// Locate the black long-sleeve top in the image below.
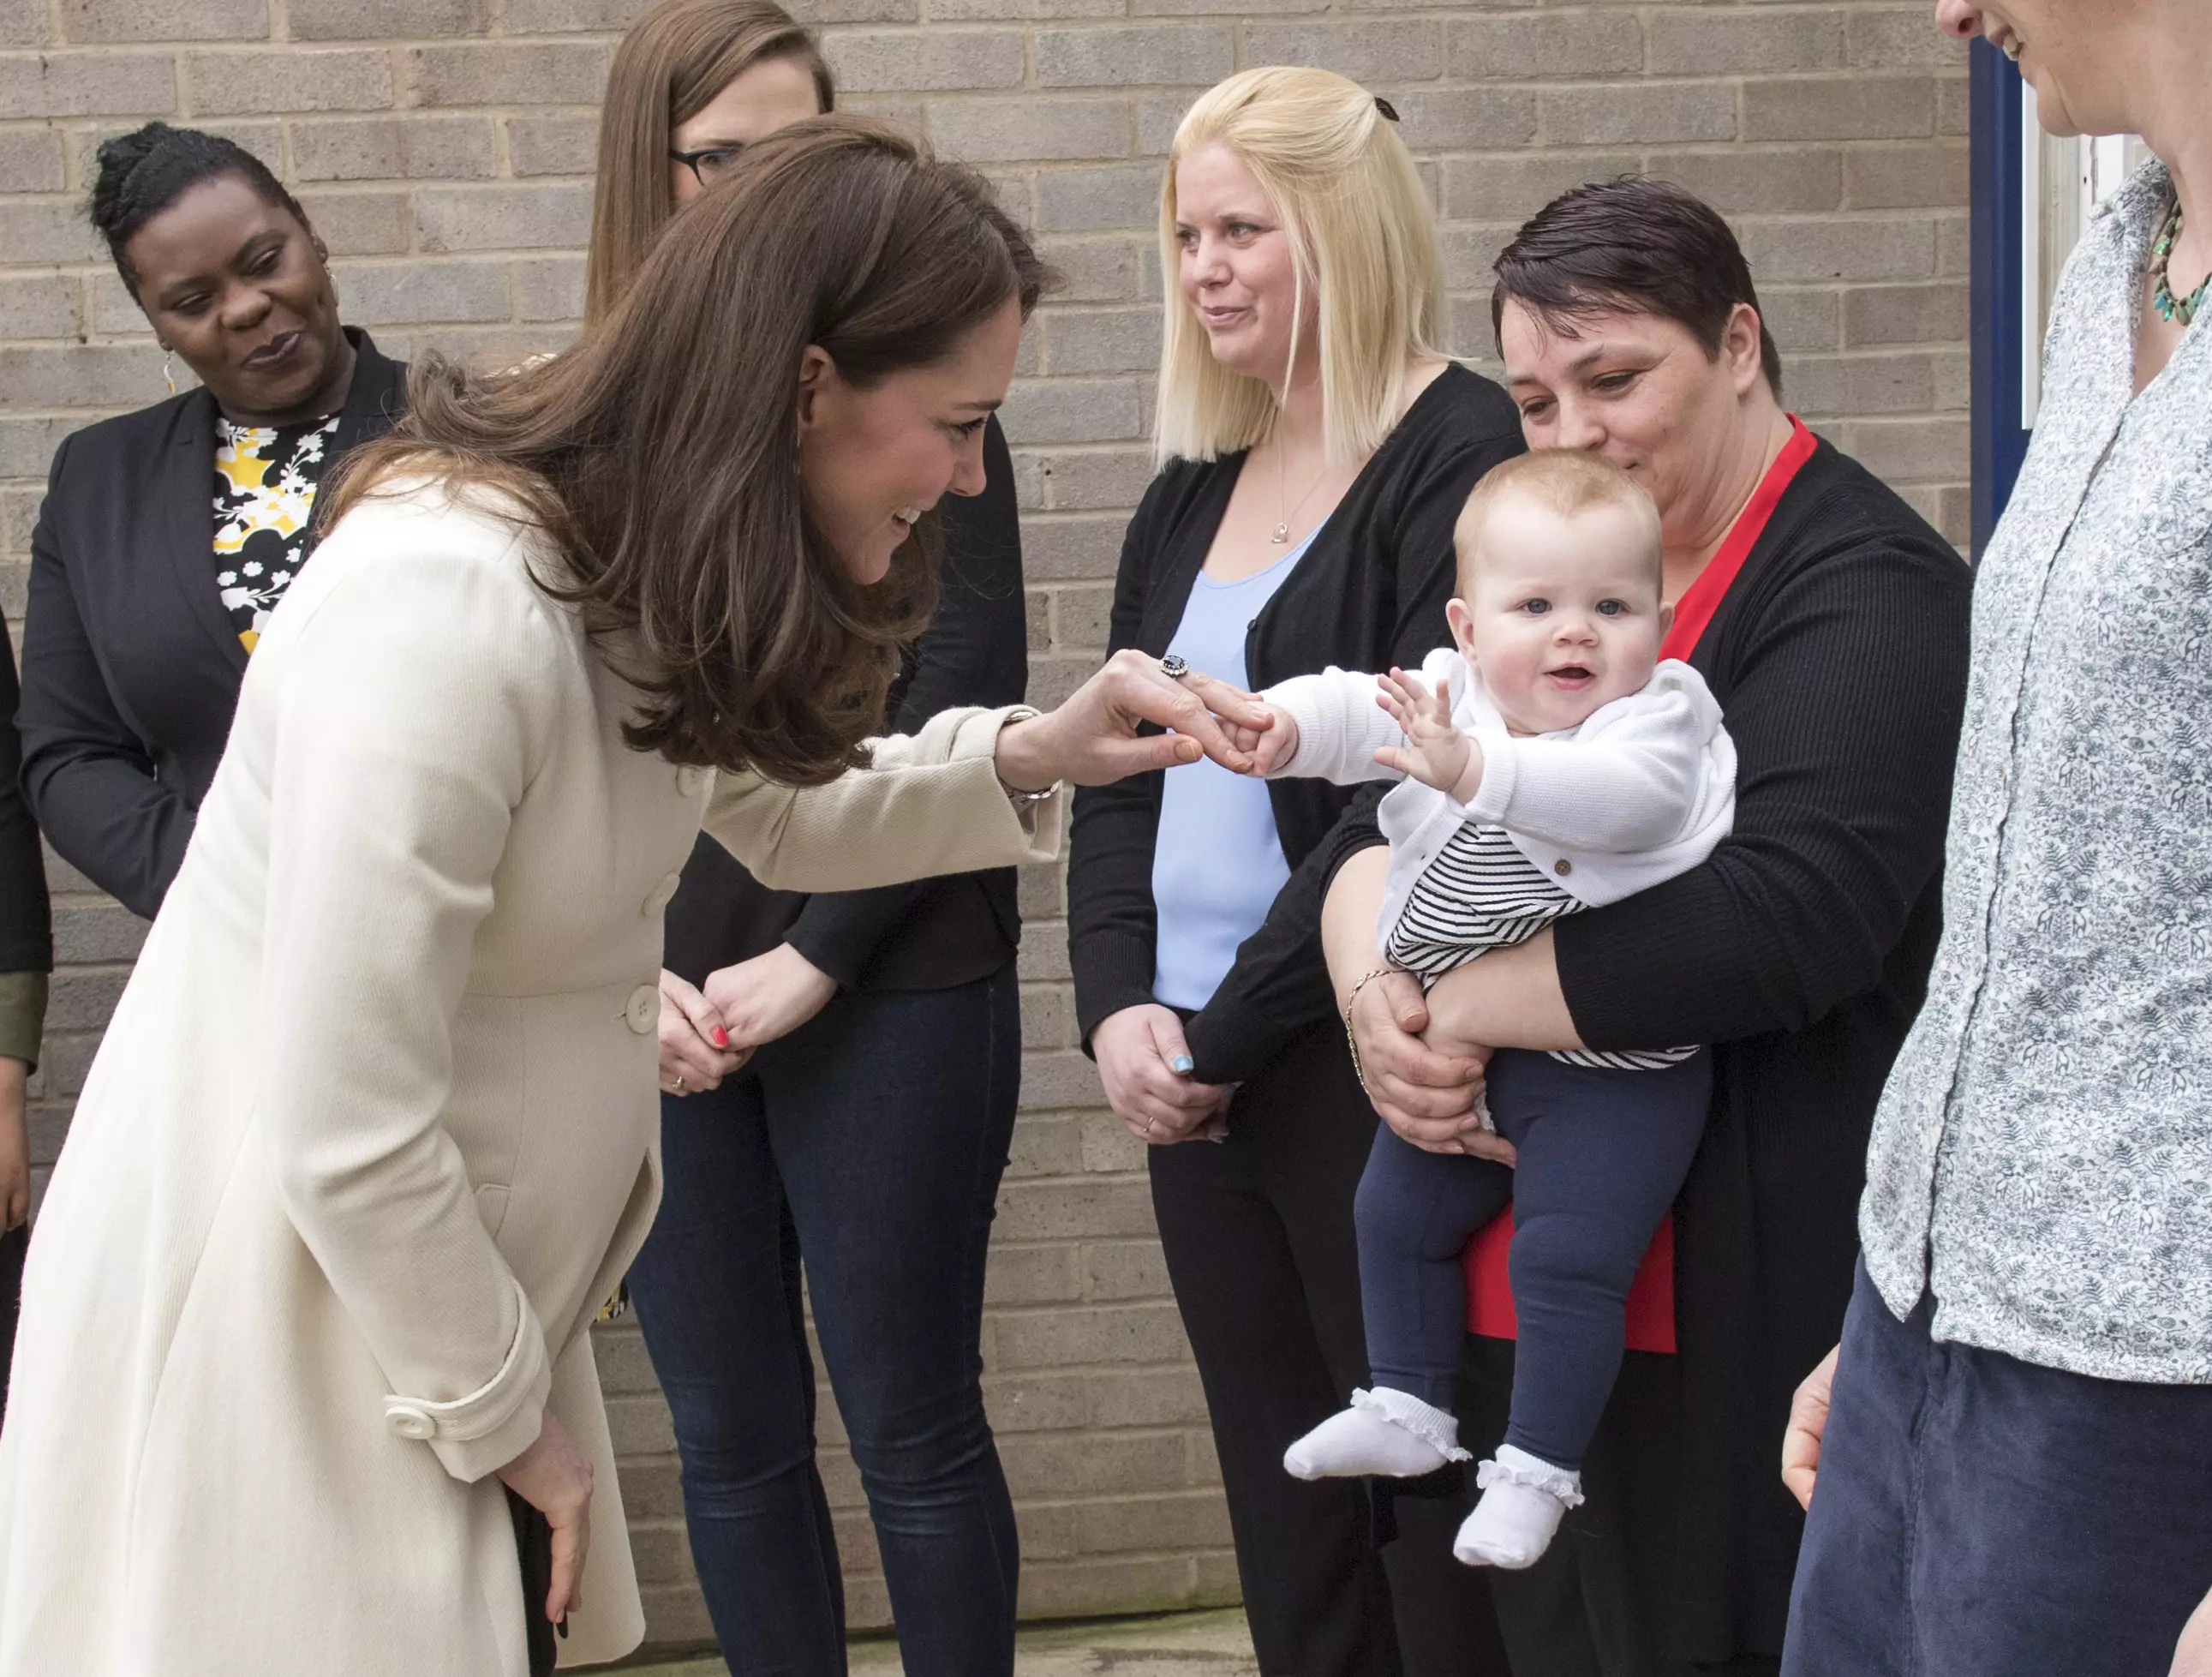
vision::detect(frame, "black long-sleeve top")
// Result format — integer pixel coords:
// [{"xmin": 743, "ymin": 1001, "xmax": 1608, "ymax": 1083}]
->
[
  {"xmin": 0, "ymin": 610, "xmax": 51, "ymax": 1071},
  {"xmin": 661, "ymin": 416, "xmax": 1028, "ymax": 992},
  {"xmin": 1068, "ymin": 366, "xmax": 1525, "ymax": 1079},
  {"xmin": 1330, "ymin": 437, "xmax": 1974, "ymax": 1663},
  {"xmin": 18, "ymin": 328, "xmax": 408, "ymax": 919}
]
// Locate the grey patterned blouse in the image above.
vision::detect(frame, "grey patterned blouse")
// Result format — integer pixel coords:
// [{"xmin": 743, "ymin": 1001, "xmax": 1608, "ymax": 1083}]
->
[{"xmin": 1862, "ymin": 159, "xmax": 2212, "ymax": 1383}]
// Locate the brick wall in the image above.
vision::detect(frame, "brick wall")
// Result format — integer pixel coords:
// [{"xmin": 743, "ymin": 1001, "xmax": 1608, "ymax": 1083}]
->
[{"xmin": 0, "ymin": 0, "xmax": 1969, "ymax": 1650}]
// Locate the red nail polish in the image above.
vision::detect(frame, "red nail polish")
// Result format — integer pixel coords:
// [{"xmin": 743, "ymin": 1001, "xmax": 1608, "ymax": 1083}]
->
[{"xmin": 711, "ymin": 1027, "xmax": 730, "ymax": 1047}]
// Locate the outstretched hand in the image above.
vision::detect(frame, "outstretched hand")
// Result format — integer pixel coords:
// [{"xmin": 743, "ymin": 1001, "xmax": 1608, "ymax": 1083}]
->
[
  {"xmin": 994, "ymin": 650, "xmax": 1273, "ymax": 788},
  {"xmin": 1373, "ymin": 668, "xmax": 1482, "ymax": 802},
  {"xmin": 1217, "ymin": 702, "xmax": 1300, "ymax": 777}
]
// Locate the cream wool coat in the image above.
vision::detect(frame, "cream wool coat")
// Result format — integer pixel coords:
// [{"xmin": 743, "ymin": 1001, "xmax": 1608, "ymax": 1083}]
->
[{"xmin": 0, "ymin": 483, "xmax": 1063, "ymax": 1676}]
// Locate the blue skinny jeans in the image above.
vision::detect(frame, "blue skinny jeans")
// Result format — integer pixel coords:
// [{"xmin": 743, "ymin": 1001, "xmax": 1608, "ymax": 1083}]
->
[{"xmin": 627, "ymin": 970, "xmax": 1021, "ymax": 1676}]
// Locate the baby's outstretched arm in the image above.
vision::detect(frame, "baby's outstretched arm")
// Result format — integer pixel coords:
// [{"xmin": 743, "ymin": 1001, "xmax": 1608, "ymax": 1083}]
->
[
  {"xmin": 1214, "ymin": 701, "xmax": 1300, "ymax": 776},
  {"xmin": 1374, "ymin": 668, "xmax": 1485, "ymax": 804}
]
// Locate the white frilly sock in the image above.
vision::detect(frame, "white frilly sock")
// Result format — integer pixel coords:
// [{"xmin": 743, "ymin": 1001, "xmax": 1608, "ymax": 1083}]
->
[
  {"xmin": 1452, "ymin": 1444, "xmax": 1584, "ymax": 1569},
  {"xmin": 1282, "ymin": 1387, "xmax": 1473, "ymax": 1481}
]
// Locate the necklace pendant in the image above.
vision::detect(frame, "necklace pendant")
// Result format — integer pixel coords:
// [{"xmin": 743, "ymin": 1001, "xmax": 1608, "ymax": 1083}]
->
[{"xmin": 1270, "ymin": 522, "xmax": 1289, "ymax": 544}]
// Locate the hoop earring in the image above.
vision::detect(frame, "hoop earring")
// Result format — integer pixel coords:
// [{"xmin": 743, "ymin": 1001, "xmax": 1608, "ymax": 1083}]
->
[{"xmin": 162, "ymin": 350, "xmax": 176, "ymax": 397}]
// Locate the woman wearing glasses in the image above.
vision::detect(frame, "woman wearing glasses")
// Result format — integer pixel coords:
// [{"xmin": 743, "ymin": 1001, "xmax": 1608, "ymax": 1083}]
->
[{"xmin": 586, "ymin": 6, "xmax": 1033, "ymax": 1674}]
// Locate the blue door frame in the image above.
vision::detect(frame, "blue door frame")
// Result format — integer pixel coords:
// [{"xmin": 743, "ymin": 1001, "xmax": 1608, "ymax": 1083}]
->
[{"xmin": 1969, "ymin": 39, "xmax": 2032, "ymax": 558}]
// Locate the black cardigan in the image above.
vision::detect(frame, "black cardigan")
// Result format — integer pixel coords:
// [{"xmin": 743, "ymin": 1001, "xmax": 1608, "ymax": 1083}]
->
[
  {"xmin": 1331, "ymin": 438, "xmax": 1973, "ymax": 1662},
  {"xmin": 18, "ymin": 328, "xmax": 408, "ymax": 919},
  {"xmin": 1069, "ymin": 366, "xmax": 1525, "ymax": 1077},
  {"xmin": 661, "ymin": 416, "xmax": 1027, "ymax": 993},
  {"xmin": 0, "ymin": 611, "xmax": 51, "ymax": 982}
]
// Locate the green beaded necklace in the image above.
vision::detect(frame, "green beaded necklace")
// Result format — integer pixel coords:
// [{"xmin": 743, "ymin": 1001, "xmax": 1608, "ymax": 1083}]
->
[{"xmin": 2151, "ymin": 195, "xmax": 2209, "ymax": 328}]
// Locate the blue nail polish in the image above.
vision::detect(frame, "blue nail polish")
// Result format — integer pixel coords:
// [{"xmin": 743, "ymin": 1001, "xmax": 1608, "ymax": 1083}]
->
[{"xmin": 1170, "ymin": 1054, "xmax": 1194, "ymax": 1074}]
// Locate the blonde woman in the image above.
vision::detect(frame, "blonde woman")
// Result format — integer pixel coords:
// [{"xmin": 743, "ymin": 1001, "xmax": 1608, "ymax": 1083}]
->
[
  {"xmin": 585, "ymin": 5, "xmax": 1031, "ymax": 1673},
  {"xmin": 1067, "ymin": 68, "xmax": 1522, "ymax": 1674}
]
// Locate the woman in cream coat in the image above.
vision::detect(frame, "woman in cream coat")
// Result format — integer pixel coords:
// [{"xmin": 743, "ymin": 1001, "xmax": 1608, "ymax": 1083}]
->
[{"xmin": 0, "ymin": 120, "xmax": 1255, "ymax": 1675}]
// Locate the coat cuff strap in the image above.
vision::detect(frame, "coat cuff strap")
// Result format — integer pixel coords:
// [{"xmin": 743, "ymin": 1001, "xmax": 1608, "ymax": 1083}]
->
[{"xmin": 381, "ymin": 1276, "xmax": 553, "ymax": 1482}]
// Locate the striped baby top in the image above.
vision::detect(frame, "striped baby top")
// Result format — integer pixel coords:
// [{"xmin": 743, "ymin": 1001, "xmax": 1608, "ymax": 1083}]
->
[{"xmin": 1387, "ymin": 821, "xmax": 1695, "ymax": 1071}]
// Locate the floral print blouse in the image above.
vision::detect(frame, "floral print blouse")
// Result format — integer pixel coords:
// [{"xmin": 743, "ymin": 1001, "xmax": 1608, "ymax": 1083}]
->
[{"xmin": 212, "ymin": 411, "xmax": 341, "ymax": 653}]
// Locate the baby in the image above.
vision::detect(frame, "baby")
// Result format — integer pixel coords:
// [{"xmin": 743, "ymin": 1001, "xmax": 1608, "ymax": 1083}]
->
[{"xmin": 1237, "ymin": 450, "xmax": 1734, "ymax": 1569}]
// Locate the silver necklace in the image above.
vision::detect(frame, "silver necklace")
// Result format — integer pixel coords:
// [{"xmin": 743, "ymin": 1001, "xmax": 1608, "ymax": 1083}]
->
[{"xmin": 1270, "ymin": 428, "xmax": 1327, "ymax": 544}]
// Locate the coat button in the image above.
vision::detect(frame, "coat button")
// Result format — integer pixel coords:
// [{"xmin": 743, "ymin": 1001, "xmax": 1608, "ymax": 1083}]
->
[
  {"xmin": 642, "ymin": 871, "xmax": 683, "ymax": 918},
  {"xmin": 677, "ymin": 764, "xmax": 708, "ymax": 797},
  {"xmin": 1553, "ymin": 859, "xmax": 1573, "ymax": 877},
  {"xmin": 625, "ymin": 984, "xmax": 659, "ymax": 1034},
  {"xmin": 386, "ymin": 1404, "xmax": 438, "ymax": 1441}
]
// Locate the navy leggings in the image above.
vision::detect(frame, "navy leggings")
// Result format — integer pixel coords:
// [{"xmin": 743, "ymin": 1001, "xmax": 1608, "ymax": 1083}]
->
[{"xmin": 1356, "ymin": 1048, "xmax": 1710, "ymax": 1470}]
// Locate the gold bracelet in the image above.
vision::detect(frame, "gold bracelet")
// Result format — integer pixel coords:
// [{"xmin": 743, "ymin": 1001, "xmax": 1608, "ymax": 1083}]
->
[{"xmin": 1342, "ymin": 967, "xmax": 1390, "ymax": 1094}]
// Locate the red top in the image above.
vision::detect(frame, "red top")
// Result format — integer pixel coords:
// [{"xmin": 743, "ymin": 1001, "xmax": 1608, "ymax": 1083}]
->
[{"xmin": 1465, "ymin": 417, "xmax": 1818, "ymax": 1353}]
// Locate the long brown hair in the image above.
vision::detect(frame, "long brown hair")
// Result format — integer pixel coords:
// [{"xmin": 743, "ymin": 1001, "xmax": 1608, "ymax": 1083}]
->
[
  {"xmin": 585, "ymin": 0, "xmax": 833, "ymax": 326},
  {"xmin": 324, "ymin": 118, "xmax": 1050, "ymax": 788}
]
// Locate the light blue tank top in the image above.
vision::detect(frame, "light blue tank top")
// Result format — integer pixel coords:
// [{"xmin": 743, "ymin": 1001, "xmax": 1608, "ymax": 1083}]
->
[{"xmin": 1151, "ymin": 530, "xmax": 1317, "ymax": 1011}]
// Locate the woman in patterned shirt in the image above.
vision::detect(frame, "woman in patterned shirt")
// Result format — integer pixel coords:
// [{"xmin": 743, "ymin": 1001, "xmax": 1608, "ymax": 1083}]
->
[{"xmin": 18, "ymin": 123, "xmax": 409, "ymax": 919}]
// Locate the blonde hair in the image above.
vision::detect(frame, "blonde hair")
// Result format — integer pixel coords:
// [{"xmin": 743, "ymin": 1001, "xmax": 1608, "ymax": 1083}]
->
[
  {"xmin": 1153, "ymin": 67, "xmax": 1444, "ymax": 469},
  {"xmin": 1454, "ymin": 452, "xmax": 1663, "ymax": 593},
  {"xmin": 584, "ymin": 0, "xmax": 832, "ymax": 326}
]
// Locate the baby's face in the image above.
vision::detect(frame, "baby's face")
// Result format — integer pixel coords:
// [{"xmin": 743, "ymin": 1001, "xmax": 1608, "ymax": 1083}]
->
[{"xmin": 1448, "ymin": 497, "xmax": 1669, "ymax": 736}]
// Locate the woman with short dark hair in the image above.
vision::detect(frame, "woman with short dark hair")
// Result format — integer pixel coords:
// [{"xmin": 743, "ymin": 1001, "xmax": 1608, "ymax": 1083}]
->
[
  {"xmin": 17, "ymin": 122, "xmax": 409, "ymax": 920},
  {"xmin": 1326, "ymin": 175, "xmax": 1974, "ymax": 1674},
  {"xmin": 0, "ymin": 118, "xmax": 1257, "ymax": 1677}
]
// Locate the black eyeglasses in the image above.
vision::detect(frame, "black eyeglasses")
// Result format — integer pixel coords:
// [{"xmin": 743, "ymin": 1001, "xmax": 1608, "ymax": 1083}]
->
[{"xmin": 669, "ymin": 145, "xmax": 744, "ymax": 186}]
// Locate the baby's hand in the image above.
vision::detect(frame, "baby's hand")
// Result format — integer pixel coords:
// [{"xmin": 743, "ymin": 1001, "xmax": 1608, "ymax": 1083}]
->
[
  {"xmin": 1374, "ymin": 668, "xmax": 1483, "ymax": 801},
  {"xmin": 1225, "ymin": 704, "xmax": 1298, "ymax": 776}
]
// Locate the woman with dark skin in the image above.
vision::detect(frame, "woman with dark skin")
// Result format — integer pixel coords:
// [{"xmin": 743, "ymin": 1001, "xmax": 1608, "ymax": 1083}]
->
[
  {"xmin": 19, "ymin": 123, "xmax": 408, "ymax": 922},
  {"xmin": 585, "ymin": 5, "xmax": 1033, "ymax": 1672}
]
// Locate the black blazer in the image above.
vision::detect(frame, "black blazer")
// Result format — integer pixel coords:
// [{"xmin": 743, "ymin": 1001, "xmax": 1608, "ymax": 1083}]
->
[
  {"xmin": 1067, "ymin": 365, "xmax": 1526, "ymax": 1083},
  {"xmin": 17, "ymin": 328, "xmax": 407, "ymax": 919},
  {"xmin": 0, "ymin": 611, "xmax": 51, "ymax": 980},
  {"xmin": 661, "ymin": 416, "xmax": 1028, "ymax": 994}
]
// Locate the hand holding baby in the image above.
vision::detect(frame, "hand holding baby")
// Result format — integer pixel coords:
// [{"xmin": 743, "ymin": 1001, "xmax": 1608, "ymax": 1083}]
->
[{"xmin": 1374, "ymin": 668, "xmax": 1485, "ymax": 803}]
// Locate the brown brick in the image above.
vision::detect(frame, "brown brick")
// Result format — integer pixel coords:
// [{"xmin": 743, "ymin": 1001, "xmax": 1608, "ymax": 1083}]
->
[
  {"xmin": 1037, "ymin": 164, "xmax": 1161, "ymax": 233},
  {"xmin": 1005, "ymin": 1111, "xmax": 1086, "ymax": 1177},
  {"xmin": 930, "ymin": 0, "xmax": 1117, "ymax": 20},
  {"xmin": 1937, "ymin": 75, "xmax": 1970, "ymax": 138},
  {"xmin": 1133, "ymin": 0, "xmax": 1321, "ymax": 15},
  {"xmin": 61, "ymin": 0, "xmax": 266, "ymax": 43},
  {"xmin": 828, "ymin": 27, "xmax": 1025, "ymax": 92},
  {"xmin": 289, "ymin": 114, "xmax": 495, "ymax": 182},
  {"xmin": 185, "ymin": 49, "xmax": 392, "ymax": 114},
  {"xmin": 1537, "ymin": 82, "xmax": 1737, "ymax": 148},
  {"xmin": 1441, "ymin": 152, "xmax": 1638, "ymax": 224},
  {"xmin": 7, "ymin": 203, "xmax": 104, "ymax": 267},
  {"xmin": 0, "ymin": 416, "xmax": 80, "ymax": 480},
  {"xmin": 1241, "ymin": 20, "xmax": 1440, "ymax": 84},
  {"xmin": 1020, "ymin": 512, "xmax": 1127, "ymax": 579},
  {"xmin": 1018, "ymin": 983, "xmax": 1075, "ymax": 1048},
  {"xmin": 296, "ymin": 190, "xmax": 412, "ymax": 255},
  {"xmin": 1036, "ymin": 447, "xmax": 1152, "ymax": 512},
  {"xmin": 68, "ymin": 119, "xmax": 281, "ymax": 190},
  {"xmin": 0, "ymin": 51, "xmax": 176, "ymax": 116},
  {"xmin": 1656, "ymin": 147, "xmax": 1844, "ymax": 215},
  {"xmin": 1446, "ymin": 12, "xmax": 1641, "ymax": 81},
  {"xmin": 1000, "ymin": 374, "xmax": 1144, "ymax": 446},
  {"xmin": 1743, "ymin": 75, "xmax": 1933, "ymax": 142},
  {"xmin": 1380, "ymin": 86, "xmax": 1538, "ymax": 151},
  {"xmin": 1076, "ymin": 1490, "xmax": 1232, "ymax": 1554},
  {"xmin": 982, "ymin": 1369, "xmax": 1093, "ymax": 1433},
  {"xmin": 995, "ymin": 1430, "xmax": 1190, "ymax": 1496},
  {"xmin": 1760, "ymin": 286, "xmax": 1843, "ymax": 355},
  {"xmin": 505, "ymin": 114, "xmax": 599, "ymax": 178},
  {"xmin": 332, "ymin": 259, "xmax": 507, "ymax": 324},
  {"xmin": 1017, "ymin": 1555, "xmax": 1201, "ymax": 1617},
  {"xmin": 0, "ymin": 277, "xmax": 78, "ymax": 344},
  {"xmin": 0, "ymin": 0, "xmax": 39, "ymax": 44},
  {"xmin": 1645, "ymin": 8, "xmax": 1844, "ymax": 75},
  {"xmin": 995, "ymin": 1177, "xmax": 1157, "ymax": 1241},
  {"xmin": 512, "ymin": 255, "xmax": 583, "ymax": 320},
  {"xmin": 43, "ymin": 965, "xmax": 129, "ymax": 1033},
  {"xmin": 1035, "ymin": 26, "xmax": 1234, "ymax": 88},
  {"xmin": 1736, "ymin": 216, "xmax": 1935, "ymax": 283},
  {"xmin": 415, "ymin": 183, "xmax": 590, "ymax": 252},
  {"xmin": 1837, "ymin": 415, "xmax": 1970, "ymax": 482},
  {"xmin": 0, "ymin": 344, "xmax": 168, "ymax": 410},
  {"xmin": 930, "ymin": 95, "xmax": 1130, "ymax": 163},
  {"xmin": 1083, "ymin": 1238, "xmax": 1172, "ymax": 1301},
  {"xmin": 985, "ymin": 1243, "xmax": 1085, "ymax": 1305},
  {"xmin": 292, "ymin": 0, "xmax": 485, "ymax": 37},
  {"xmin": 1848, "ymin": 8, "xmax": 1971, "ymax": 70},
  {"xmin": 1844, "ymin": 141, "xmax": 1970, "ymax": 210},
  {"xmin": 404, "ymin": 42, "xmax": 609, "ymax": 108},
  {"xmin": 1785, "ymin": 349, "xmax": 1952, "ymax": 417},
  {"xmin": 1043, "ymin": 306, "xmax": 1159, "ymax": 376},
  {"xmin": 1842, "ymin": 279, "xmax": 1968, "ymax": 346},
  {"xmin": 0, "ymin": 130, "xmax": 63, "ymax": 192}
]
